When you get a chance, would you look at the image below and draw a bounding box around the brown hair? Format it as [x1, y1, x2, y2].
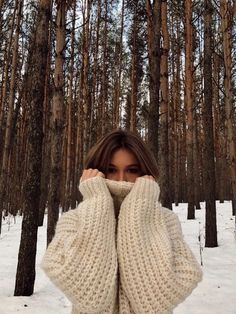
[84, 129, 159, 180]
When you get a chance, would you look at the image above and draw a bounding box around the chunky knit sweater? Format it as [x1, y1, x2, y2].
[41, 177, 202, 314]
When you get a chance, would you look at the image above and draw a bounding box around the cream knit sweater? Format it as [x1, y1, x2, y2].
[41, 177, 202, 314]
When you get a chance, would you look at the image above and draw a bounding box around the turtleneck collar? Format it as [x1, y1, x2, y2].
[105, 179, 134, 217]
[105, 179, 134, 198]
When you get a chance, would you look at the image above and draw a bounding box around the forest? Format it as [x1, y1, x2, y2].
[0, 0, 235, 299]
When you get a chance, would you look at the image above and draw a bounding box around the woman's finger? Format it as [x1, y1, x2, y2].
[80, 169, 104, 182]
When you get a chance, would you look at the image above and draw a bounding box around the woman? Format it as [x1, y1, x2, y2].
[41, 129, 202, 314]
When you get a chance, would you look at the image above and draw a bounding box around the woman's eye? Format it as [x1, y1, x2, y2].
[128, 168, 139, 174]
[107, 168, 116, 173]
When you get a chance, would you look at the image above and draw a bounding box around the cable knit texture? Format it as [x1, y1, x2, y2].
[41, 177, 202, 314]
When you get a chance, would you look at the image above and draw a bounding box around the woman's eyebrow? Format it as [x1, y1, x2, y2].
[108, 163, 139, 167]
[126, 164, 139, 167]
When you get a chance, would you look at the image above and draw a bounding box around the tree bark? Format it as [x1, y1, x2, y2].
[38, 7, 53, 226]
[14, 0, 51, 295]
[100, 0, 108, 135]
[47, 0, 66, 245]
[146, 0, 161, 160]
[113, 0, 124, 129]
[172, 18, 181, 205]
[184, 0, 195, 219]
[64, 1, 76, 212]
[0, 3, 17, 148]
[0, 0, 22, 233]
[130, 5, 138, 132]
[159, 0, 171, 209]
[220, 0, 236, 215]
[203, 0, 218, 247]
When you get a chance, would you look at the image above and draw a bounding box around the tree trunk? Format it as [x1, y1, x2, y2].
[0, 0, 22, 233]
[0, 0, 5, 32]
[130, 6, 138, 132]
[193, 109, 201, 209]
[203, 0, 218, 247]
[113, 0, 124, 129]
[91, 0, 101, 144]
[38, 10, 52, 226]
[81, 0, 91, 156]
[184, 0, 195, 219]
[172, 19, 181, 205]
[64, 1, 76, 212]
[146, 0, 161, 160]
[100, 0, 108, 135]
[220, 0, 236, 216]
[14, 0, 51, 295]
[47, 0, 66, 245]
[159, 0, 171, 209]
[0, 2, 17, 149]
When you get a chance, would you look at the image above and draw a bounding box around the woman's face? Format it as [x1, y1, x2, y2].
[106, 148, 141, 182]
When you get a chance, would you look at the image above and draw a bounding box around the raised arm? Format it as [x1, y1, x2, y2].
[41, 176, 118, 313]
[117, 177, 202, 313]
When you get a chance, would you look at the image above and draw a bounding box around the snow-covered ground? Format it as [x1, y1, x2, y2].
[0, 201, 236, 314]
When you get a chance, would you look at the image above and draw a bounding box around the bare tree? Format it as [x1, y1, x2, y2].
[64, 1, 76, 212]
[203, 0, 218, 247]
[146, 0, 161, 159]
[0, 0, 22, 233]
[47, 0, 67, 245]
[159, 0, 171, 208]
[220, 0, 236, 215]
[184, 0, 195, 219]
[14, 0, 51, 295]
[112, 0, 124, 129]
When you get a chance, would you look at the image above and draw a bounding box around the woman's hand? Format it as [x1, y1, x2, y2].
[80, 168, 105, 182]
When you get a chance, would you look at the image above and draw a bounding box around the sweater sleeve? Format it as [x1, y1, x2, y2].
[41, 177, 118, 313]
[117, 177, 202, 314]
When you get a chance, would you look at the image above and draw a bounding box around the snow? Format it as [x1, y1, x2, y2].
[0, 201, 236, 314]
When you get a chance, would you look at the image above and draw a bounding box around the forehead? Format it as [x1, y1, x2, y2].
[110, 148, 139, 165]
